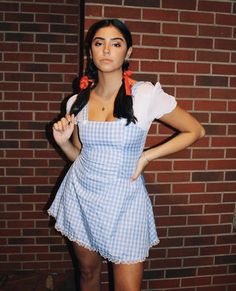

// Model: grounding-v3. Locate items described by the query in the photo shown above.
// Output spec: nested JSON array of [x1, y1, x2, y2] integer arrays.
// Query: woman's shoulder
[[131, 80, 159, 98]]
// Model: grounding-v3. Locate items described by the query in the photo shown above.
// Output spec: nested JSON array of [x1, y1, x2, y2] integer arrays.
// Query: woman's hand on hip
[[131, 153, 150, 181]]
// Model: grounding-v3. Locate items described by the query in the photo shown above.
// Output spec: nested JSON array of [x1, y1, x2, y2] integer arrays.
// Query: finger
[[71, 114, 75, 125], [61, 117, 69, 130], [53, 121, 61, 131], [131, 170, 139, 181]]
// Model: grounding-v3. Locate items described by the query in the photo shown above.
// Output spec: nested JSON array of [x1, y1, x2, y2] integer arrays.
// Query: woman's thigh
[[112, 262, 144, 291]]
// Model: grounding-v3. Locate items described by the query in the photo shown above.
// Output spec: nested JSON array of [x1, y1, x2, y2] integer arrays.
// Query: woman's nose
[[103, 44, 110, 55]]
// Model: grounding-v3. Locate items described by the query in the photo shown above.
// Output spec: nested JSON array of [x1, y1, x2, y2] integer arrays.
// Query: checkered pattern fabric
[[48, 86, 165, 264]]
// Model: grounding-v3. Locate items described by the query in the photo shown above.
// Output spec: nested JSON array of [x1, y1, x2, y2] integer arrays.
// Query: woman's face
[[90, 25, 132, 74]]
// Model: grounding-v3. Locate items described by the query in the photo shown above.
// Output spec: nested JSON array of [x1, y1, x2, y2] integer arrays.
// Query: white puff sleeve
[[66, 94, 77, 114], [132, 82, 177, 131]]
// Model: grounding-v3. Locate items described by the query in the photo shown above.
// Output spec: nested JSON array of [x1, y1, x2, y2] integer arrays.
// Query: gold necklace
[[93, 87, 119, 111]]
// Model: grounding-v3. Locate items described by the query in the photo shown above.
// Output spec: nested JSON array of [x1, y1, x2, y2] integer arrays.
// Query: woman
[[48, 19, 205, 291]]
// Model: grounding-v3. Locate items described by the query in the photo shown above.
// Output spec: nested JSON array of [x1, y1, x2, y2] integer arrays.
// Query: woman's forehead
[[93, 25, 124, 39]]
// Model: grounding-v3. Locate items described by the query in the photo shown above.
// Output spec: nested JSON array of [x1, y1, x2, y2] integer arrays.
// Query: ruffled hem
[[48, 210, 160, 265]]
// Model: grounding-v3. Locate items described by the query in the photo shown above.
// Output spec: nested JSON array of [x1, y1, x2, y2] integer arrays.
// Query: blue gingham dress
[[48, 82, 177, 264]]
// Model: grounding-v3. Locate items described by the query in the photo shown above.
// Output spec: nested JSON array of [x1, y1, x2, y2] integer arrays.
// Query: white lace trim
[[48, 210, 160, 265]]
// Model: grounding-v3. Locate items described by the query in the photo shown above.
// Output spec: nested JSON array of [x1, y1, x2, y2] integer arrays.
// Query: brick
[[20, 43, 49, 53], [143, 9, 178, 21], [192, 171, 224, 182], [150, 258, 182, 269], [215, 39, 236, 51], [5, 32, 34, 42], [0, 229, 21, 236], [211, 88, 236, 100], [126, 20, 160, 34], [142, 35, 177, 47], [226, 149, 236, 158], [169, 226, 200, 237], [155, 194, 188, 205], [201, 224, 232, 235], [177, 63, 210, 74], [36, 34, 64, 43], [20, 63, 48, 72], [5, 73, 33, 82], [125, 0, 159, 7], [173, 183, 205, 194], [198, 0, 231, 13], [161, 49, 195, 61], [5, 12, 34, 22], [216, 14, 236, 26], [141, 61, 175, 72], [50, 4, 78, 14], [183, 256, 213, 267], [213, 64, 236, 75], [85, 5, 102, 17], [196, 76, 228, 87], [9, 254, 35, 261], [199, 25, 232, 38], [204, 125, 226, 135], [157, 216, 186, 226], [213, 274, 236, 285], [180, 37, 213, 49], [195, 100, 227, 111], [188, 216, 219, 226], [174, 160, 206, 171], [157, 172, 190, 182], [182, 276, 211, 287], [225, 171, 236, 181], [132, 47, 158, 59], [207, 183, 236, 192], [211, 113, 235, 123], [34, 54, 62, 63], [23, 261, 49, 269], [217, 234, 236, 245], [7, 204, 33, 211], [37, 253, 63, 261], [230, 77, 236, 87], [212, 137, 236, 147], [160, 74, 194, 86], [180, 11, 214, 24], [197, 50, 229, 63], [162, 0, 196, 10], [168, 247, 198, 257], [0, 22, 18, 31], [163, 23, 197, 35], [36, 14, 64, 23], [104, 7, 141, 19]]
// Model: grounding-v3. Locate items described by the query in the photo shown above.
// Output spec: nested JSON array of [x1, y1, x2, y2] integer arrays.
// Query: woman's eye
[[94, 42, 102, 46], [113, 43, 121, 47]]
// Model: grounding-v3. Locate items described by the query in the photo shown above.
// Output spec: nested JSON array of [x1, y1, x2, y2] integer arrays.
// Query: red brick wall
[[1, 0, 236, 290]]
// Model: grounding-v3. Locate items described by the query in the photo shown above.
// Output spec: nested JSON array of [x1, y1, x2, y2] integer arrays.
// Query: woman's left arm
[[131, 105, 205, 181]]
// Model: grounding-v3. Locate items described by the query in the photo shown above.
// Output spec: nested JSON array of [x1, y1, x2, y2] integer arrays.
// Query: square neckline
[[85, 81, 143, 124]]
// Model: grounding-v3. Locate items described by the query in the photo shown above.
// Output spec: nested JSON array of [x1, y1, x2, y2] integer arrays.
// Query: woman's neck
[[95, 71, 122, 100]]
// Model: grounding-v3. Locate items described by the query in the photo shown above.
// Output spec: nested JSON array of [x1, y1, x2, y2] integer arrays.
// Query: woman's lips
[[100, 58, 113, 63]]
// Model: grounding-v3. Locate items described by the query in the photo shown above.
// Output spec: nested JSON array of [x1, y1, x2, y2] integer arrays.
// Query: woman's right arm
[[53, 114, 81, 161]]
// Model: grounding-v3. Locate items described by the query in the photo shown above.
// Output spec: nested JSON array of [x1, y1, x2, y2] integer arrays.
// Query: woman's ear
[[126, 47, 133, 59]]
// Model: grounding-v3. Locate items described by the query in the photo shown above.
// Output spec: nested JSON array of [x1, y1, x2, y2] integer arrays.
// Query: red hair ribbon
[[79, 75, 94, 90], [123, 70, 133, 96]]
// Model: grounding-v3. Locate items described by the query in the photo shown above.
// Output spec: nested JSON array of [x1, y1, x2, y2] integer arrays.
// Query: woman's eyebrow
[[93, 37, 125, 42]]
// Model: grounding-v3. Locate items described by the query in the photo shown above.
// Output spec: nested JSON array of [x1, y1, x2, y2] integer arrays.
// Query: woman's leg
[[113, 262, 144, 291], [73, 242, 102, 291]]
